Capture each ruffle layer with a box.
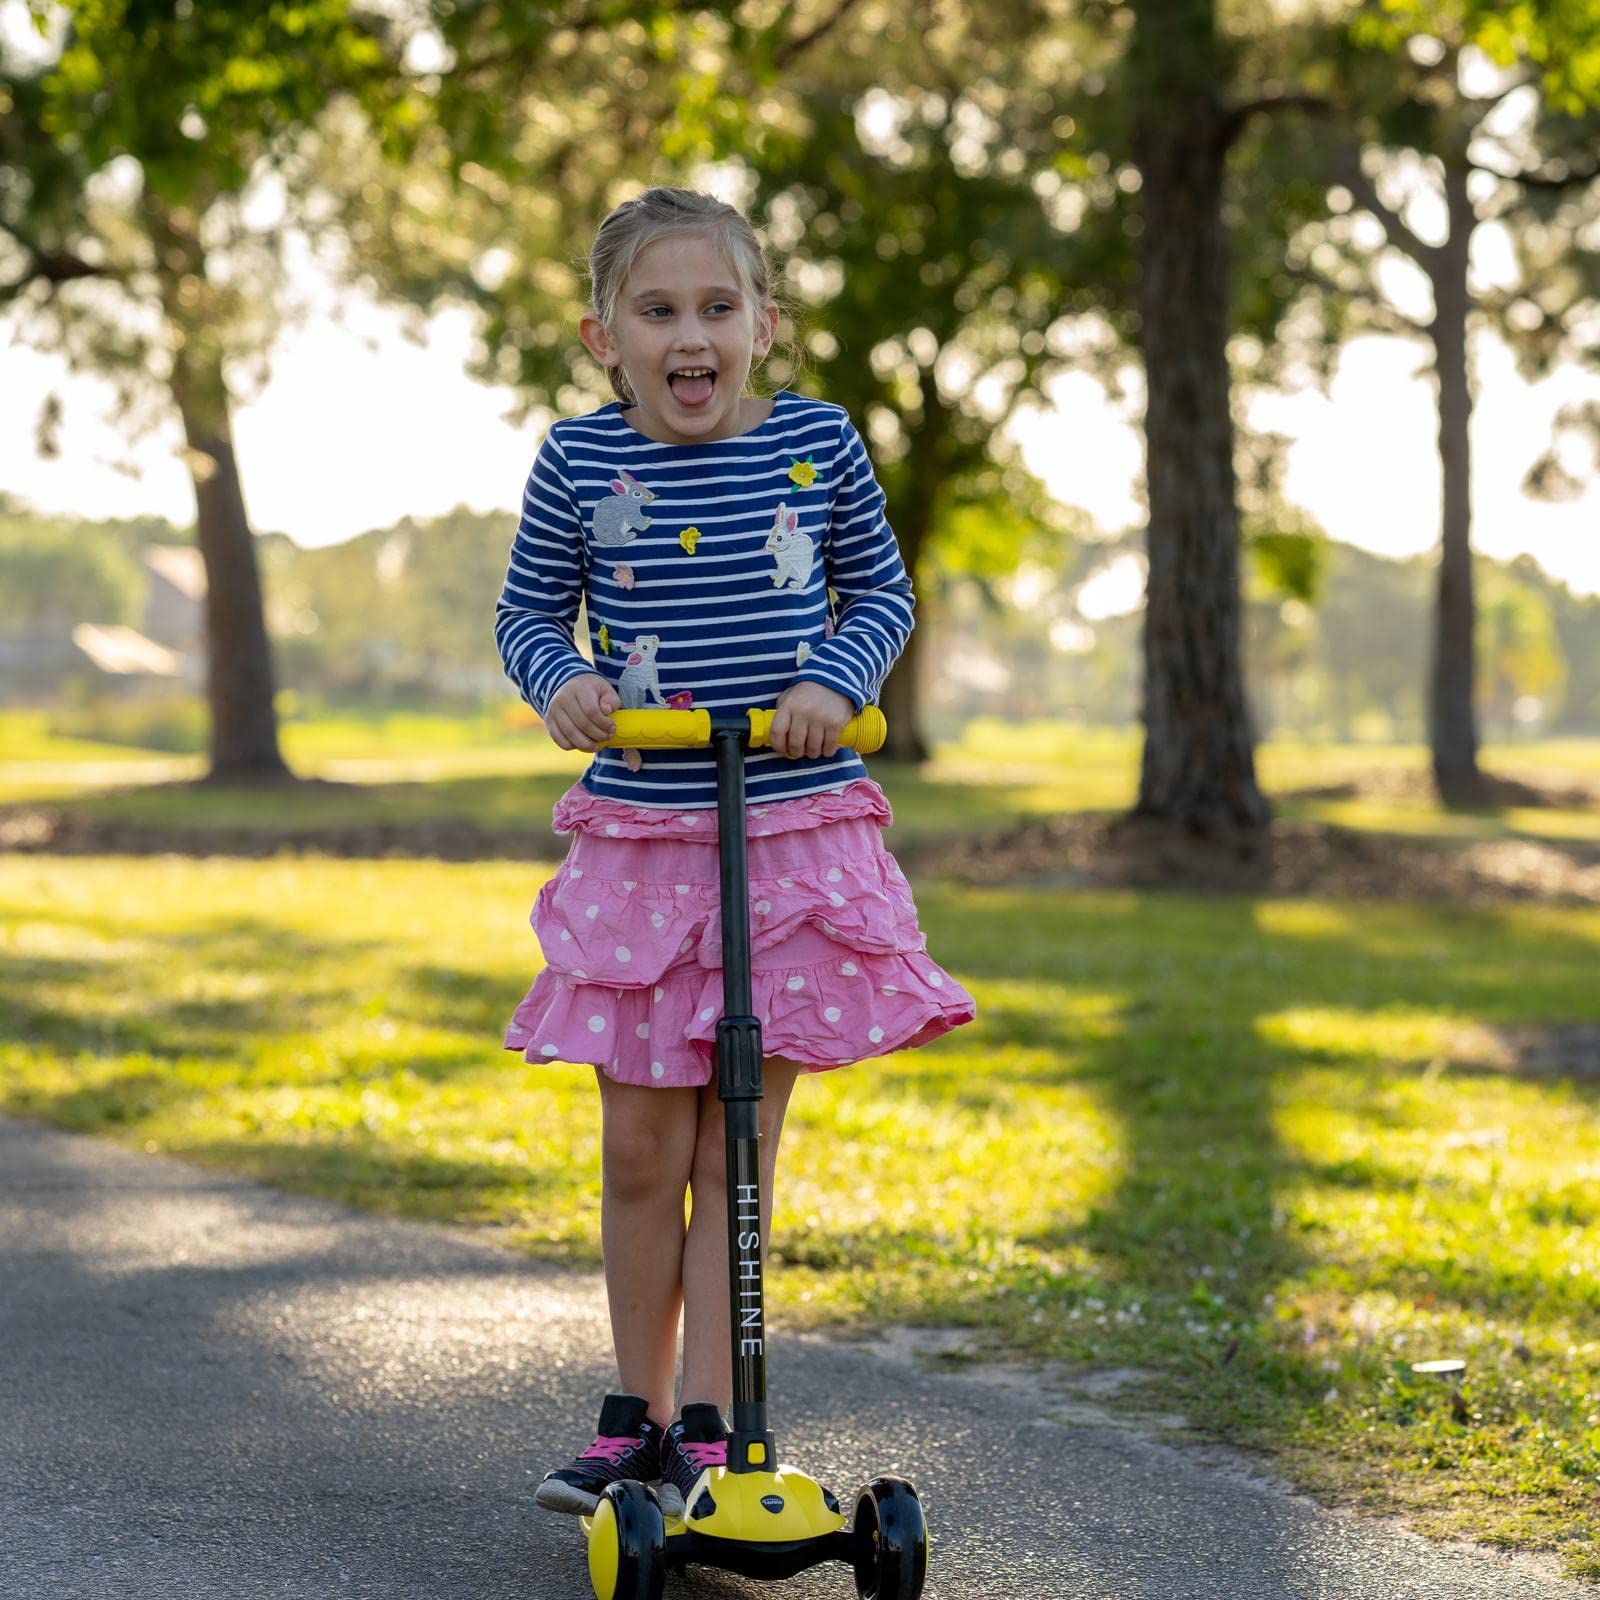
[504,940,974,1088]
[551,777,893,840]
[528,831,920,990]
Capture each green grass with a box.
[4,709,1597,853]
[2,853,1598,1575]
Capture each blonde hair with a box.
[585,185,799,405]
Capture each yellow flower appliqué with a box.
[679,526,701,554]
[788,457,819,488]
[598,623,611,655]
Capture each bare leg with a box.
[594,1069,699,1427]
[676,1056,802,1418]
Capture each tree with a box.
[1249,1,1600,798]
[1,1,417,777]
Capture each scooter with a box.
[578,706,928,1600]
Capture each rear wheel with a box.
[851,1476,927,1600]
[587,1480,665,1600]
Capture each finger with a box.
[822,729,840,758]
[769,707,791,758]
[546,711,578,751]
[804,720,825,759]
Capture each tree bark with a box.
[879,617,930,763]
[169,337,289,780]
[1427,157,1482,802]
[1129,0,1268,827]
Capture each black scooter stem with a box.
[711,722,777,1474]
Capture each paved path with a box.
[0,1115,1586,1599]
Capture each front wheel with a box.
[851,1476,927,1600]
[587,1479,665,1600]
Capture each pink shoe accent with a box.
[579,1433,643,1464]
[679,1439,727,1471]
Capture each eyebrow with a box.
[628,284,743,306]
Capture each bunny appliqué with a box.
[593,469,657,547]
[765,502,815,591]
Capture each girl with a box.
[495,186,975,1519]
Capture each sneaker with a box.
[533,1393,665,1516]
[655,1402,729,1519]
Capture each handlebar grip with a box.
[746,706,887,755]
[595,706,886,754]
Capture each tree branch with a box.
[772,0,865,70]
[1471,152,1600,191]
[0,220,119,294]
[1281,261,1428,337]
[1331,143,1442,276]
[1217,89,1336,151]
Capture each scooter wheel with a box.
[587,1479,665,1600]
[851,1476,927,1600]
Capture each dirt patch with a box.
[906,813,1600,907]
[1440,1021,1600,1081]
[1283,766,1600,811]
[0,803,555,863]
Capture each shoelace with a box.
[579,1433,644,1465]
[677,1438,727,1471]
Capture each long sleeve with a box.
[789,416,915,713]
[494,431,596,717]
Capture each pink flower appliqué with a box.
[612,565,635,589]
[666,690,694,710]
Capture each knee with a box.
[602,1119,688,1206]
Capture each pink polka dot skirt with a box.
[503,779,976,1087]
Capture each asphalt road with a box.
[0,1114,1586,1600]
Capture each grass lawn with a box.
[3,851,1599,1576]
[3,709,1597,854]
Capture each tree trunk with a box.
[879,618,930,763]
[1427,158,1482,803]
[169,338,289,780]
[1129,0,1268,827]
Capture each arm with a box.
[787,414,915,714]
[494,431,598,717]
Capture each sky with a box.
[6,288,1598,600]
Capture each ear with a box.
[579,311,624,374]
[610,479,627,495]
[786,510,798,532]
[752,299,780,363]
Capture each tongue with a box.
[672,373,714,406]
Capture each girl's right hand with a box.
[544,674,619,751]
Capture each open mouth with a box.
[667,367,716,408]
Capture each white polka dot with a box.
[928,973,944,988]
[822,922,838,936]
[824,1007,842,1022]
[570,868,583,879]
[756,828,771,836]
[868,1026,884,1043]
[700,1007,715,1021]
[587,1015,606,1033]
[882,985,899,995]
[684,1025,694,1038]
[778,877,794,888]
[541,1044,558,1057]
[754,899,771,915]
[680,938,692,953]
[560,929,572,942]
[828,891,845,907]
[841,962,858,976]
[654,986,665,1001]
[651,912,666,928]
[786,976,805,991]
[681,815,699,827]
[573,969,587,979]
[585,904,599,919]
[753,806,769,815]
[675,884,689,894]
[650,1062,665,1079]
[636,1022,650,1038]
[605,824,620,837]
[615,946,631,962]
[826,867,843,883]
[623,880,636,891]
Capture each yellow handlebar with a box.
[598,706,886,755]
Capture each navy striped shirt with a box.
[495,391,914,808]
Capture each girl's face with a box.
[579,232,779,445]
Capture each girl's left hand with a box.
[770,681,855,759]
